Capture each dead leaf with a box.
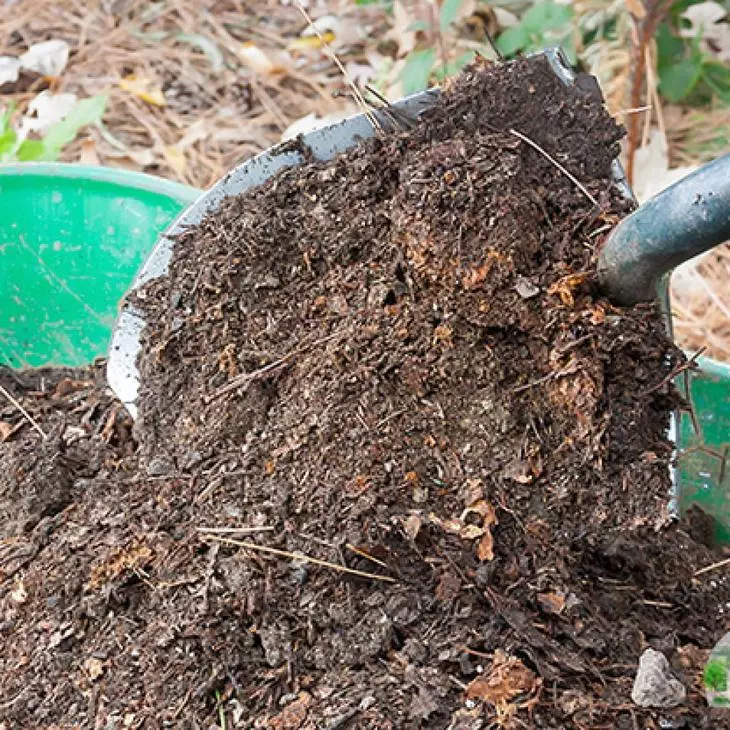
[83,657,105,681]
[477,531,494,561]
[435,571,462,601]
[633,129,698,204]
[465,649,536,707]
[19,39,69,77]
[54,378,91,398]
[79,139,100,166]
[624,0,646,19]
[0,57,20,86]
[87,541,154,590]
[403,514,422,541]
[547,273,588,307]
[119,74,166,107]
[0,421,16,442]
[537,591,566,615]
[268,692,311,730]
[163,145,186,177]
[238,42,285,75]
[20,91,77,136]
[408,686,439,720]
[10,579,27,604]
[288,31,336,52]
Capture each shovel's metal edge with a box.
[107,47,634,419]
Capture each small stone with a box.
[146,455,173,477]
[515,277,540,299]
[359,696,376,711]
[631,648,686,708]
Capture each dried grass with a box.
[1,0,376,187]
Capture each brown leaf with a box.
[403,514,422,541]
[269,692,311,730]
[476,530,494,562]
[547,273,588,307]
[537,591,566,615]
[0,421,16,442]
[465,650,536,707]
[83,657,105,681]
[53,378,91,397]
[624,0,646,19]
[435,572,462,601]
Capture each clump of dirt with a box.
[3,56,730,729]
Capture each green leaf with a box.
[496,25,530,57]
[39,95,107,157]
[439,0,464,32]
[0,128,17,160]
[658,56,703,102]
[433,50,476,81]
[703,61,730,103]
[400,47,436,95]
[16,139,47,162]
[521,2,574,34]
[656,22,687,71]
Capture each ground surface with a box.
[3,57,730,729]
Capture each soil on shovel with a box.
[3,56,730,729]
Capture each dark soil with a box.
[3,56,730,729]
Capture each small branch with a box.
[345,543,390,570]
[625,0,674,185]
[509,128,598,208]
[641,346,706,396]
[204,535,397,583]
[294,0,381,133]
[694,557,730,577]
[0,384,47,439]
[196,526,275,535]
[209,332,340,401]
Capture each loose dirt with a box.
[3,56,730,729]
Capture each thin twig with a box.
[694,557,730,577]
[642,599,673,608]
[509,128,598,207]
[204,535,397,583]
[641,346,706,396]
[345,543,390,570]
[196,526,275,535]
[293,0,381,133]
[0,384,47,439]
[209,332,340,401]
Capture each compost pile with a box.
[3,56,730,729]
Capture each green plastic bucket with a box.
[0,163,199,369]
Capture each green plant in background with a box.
[496,1,576,62]
[656,0,730,105]
[705,658,729,692]
[0,95,107,163]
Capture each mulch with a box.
[3,56,730,729]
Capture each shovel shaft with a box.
[598,152,730,306]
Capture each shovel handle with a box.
[598,152,730,306]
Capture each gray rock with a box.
[631,648,686,708]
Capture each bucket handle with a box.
[598,152,730,306]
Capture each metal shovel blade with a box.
[108,48,612,417]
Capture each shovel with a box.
[107,47,730,418]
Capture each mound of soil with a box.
[3,57,730,729]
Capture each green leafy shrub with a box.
[0,95,106,163]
